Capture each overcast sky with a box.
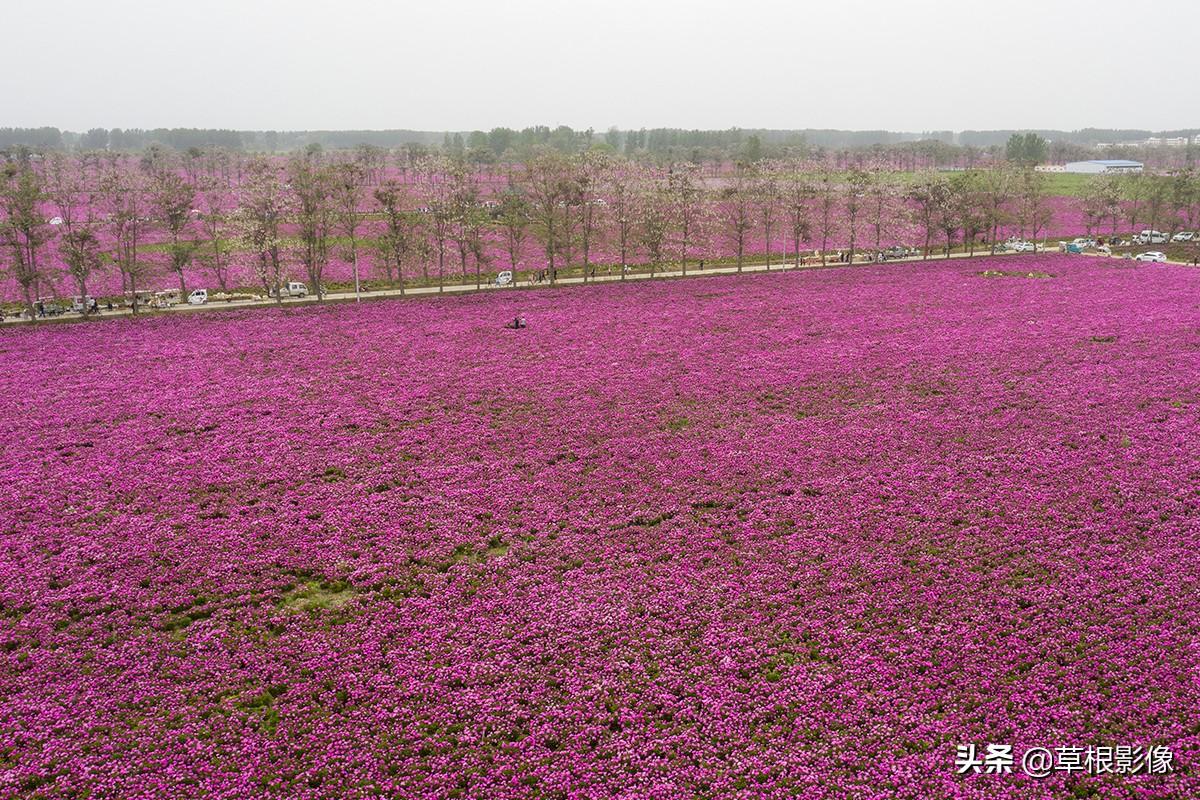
[2,0,1195,133]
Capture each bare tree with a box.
[813,170,840,265]
[867,171,898,254]
[332,160,368,300]
[954,171,987,256]
[497,181,531,278]
[237,157,289,305]
[374,179,417,294]
[907,172,948,260]
[417,155,455,291]
[1120,173,1148,235]
[196,175,235,293]
[605,158,644,280]
[980,167,1014,254]
[782,163,814,268]
[669,162,704,276]
[151,170,197,299]
[638,182,671,278]
[719,164,754,272]
[755,163,781,271]
[47,155,103,315]
[844,169,869,263]
[1142,176,1171,240]
[288,154,335,301]
[448,165,488,288]
[1016,168,1052,248]
[524,149,572,283]
[572,151,608,281]
[0,165,55,320]
[99,161,152,312]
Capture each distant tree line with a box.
[2,126,1198,168]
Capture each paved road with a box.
[2,248,1184,326]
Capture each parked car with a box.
[494,270,513,287]
[1009,240,1037,252]
[880,246,912,260]
[268,281,309,298]
[1133,251,1167,263]
[1171,231,1194,242]
[188,289,208,305]
[1134,230,1168,245]
[70,295,97,313]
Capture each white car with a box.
[1009,240,1037,252]
[271,281,309,298]
[1171,231,1194,242]
[494,270,513,287]
[1134,230,1168,245]
[188,289,208,305]
[1133,251,1167,263]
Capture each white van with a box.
[267,282,308,299]
[1134,230,1167,245]
[494,271,513,287]
[188,289,208,305]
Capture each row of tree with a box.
[5,151,1200,320]
[5,125,1199,169]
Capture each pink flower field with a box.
[1,255,1198,799]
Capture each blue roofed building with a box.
[1063,159,1144,174]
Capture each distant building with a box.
[1097,137,1195,149]
[1034,164,1066,173]
[1145,137,1189,147]
[1064,159,1143,174]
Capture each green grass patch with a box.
[279,580,355,612]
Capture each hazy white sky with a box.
[2,0,1195,132]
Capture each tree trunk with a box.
[77,277,90,319]
[22,284,36,322]
[680,223,688,277]
[548,217,556,285]
[438,243,445,293]
[272,253,282,306]
[582,223,590,283]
